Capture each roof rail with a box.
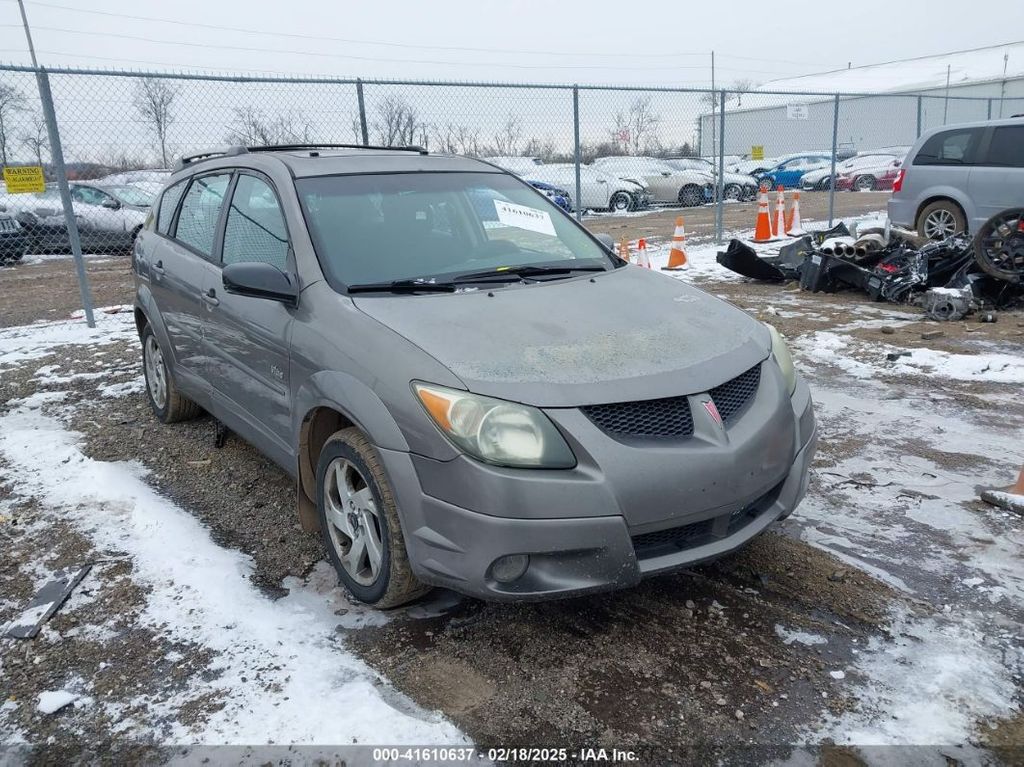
[246,143,429,156]
[174,145,249,170]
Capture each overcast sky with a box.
[0,0,1018,86]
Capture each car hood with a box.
[801,167,832,182]
[352,267,769,408]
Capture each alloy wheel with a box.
[323,458,384,586]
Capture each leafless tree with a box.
[521,136,559,162]
[19,114,48,166]
[133,77,177,167]
[729,79,754,107]
[610,96,660,155]
[0,83,27,166]
[492,115,522,156]
[371,95,425,147]
[225,107,313,146]
[434,123,481,155]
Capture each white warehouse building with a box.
[699,42,1024,158]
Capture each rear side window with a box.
[174,173,231,257]
[221,175,290,270]
[913,128,984,166]
[983,126,1024,167]
[156,180,187,234]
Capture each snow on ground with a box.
[1,211,1020,752]
[0,388,465,745]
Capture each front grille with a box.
[632,519,713,558]
[581,395,694,440]
[709,365,761,425]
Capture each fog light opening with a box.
[491,554,530,584]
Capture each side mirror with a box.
[222,262,298,306]
[101,198,121,210]
[595,233,616,253]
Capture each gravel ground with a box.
[0,202,1021,762]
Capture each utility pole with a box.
[943,64,951,124]
[709,51,716,162]
[17,0,95,327]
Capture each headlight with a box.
[765,324,797,395]
[413,382,575,468]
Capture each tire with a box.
[917,200,967,240]
[609,191,632,213]
[854,174,876,191]
[678,184,703,207]
[973,208,1024,284]
[817,177,832,190]
[723,183,742,201]
[316,427,428,608]
[141,324,202,423]
[760,176,775,191]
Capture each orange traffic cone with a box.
[618,237,631,262]
[753,187,773,243]
[786,191,804,235]
[772,186,786,237]
[1011,464,1024,495]
[637,237,651,268]
[662,217,689,271]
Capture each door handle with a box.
[151,259,165,275]
[203,288,220,306]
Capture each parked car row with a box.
[0,180,156,257]
[483,154,753,212]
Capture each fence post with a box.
[572,85,582,223]
[827,93,839,228]
[715,89,726,244]
[987,98,993,120]
[35,68,95,328]
[916,95,923,138]
[356,79,369,146]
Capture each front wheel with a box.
[609,191,632,212]
[973,208,1024,284]
[317,427,429,608]
[722,183,742,201]
[679,185,703,207]
[854,174,876,191]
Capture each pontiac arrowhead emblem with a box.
[703,400,723,426]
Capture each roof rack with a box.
[174,145,249,170]
[246,143,429,156]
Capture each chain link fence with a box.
[0,63,1019,321]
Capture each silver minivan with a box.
[888,117,1024,239]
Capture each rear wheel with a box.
[917,200,966,240]
[141,325,201,423]
[679,184,703,207]
[316,427,428,608]
[854,174,876,191]
[722,183,742,201]
[609,191,632,212]
[973,208,1024,284]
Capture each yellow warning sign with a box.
[751,145,765,161]
[3,165,45,194]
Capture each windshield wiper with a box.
[450,264,607,284]
[347,279,458,294]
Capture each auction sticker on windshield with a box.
[494,200,556,236]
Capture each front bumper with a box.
[384,372,818,602]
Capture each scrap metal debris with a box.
[5,565,91,640]
[716,217,1024,318]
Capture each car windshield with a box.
[296,172,615,289]
[107,185,155,206]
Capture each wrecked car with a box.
[133,144,817,608]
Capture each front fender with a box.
[292,370,409,453]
